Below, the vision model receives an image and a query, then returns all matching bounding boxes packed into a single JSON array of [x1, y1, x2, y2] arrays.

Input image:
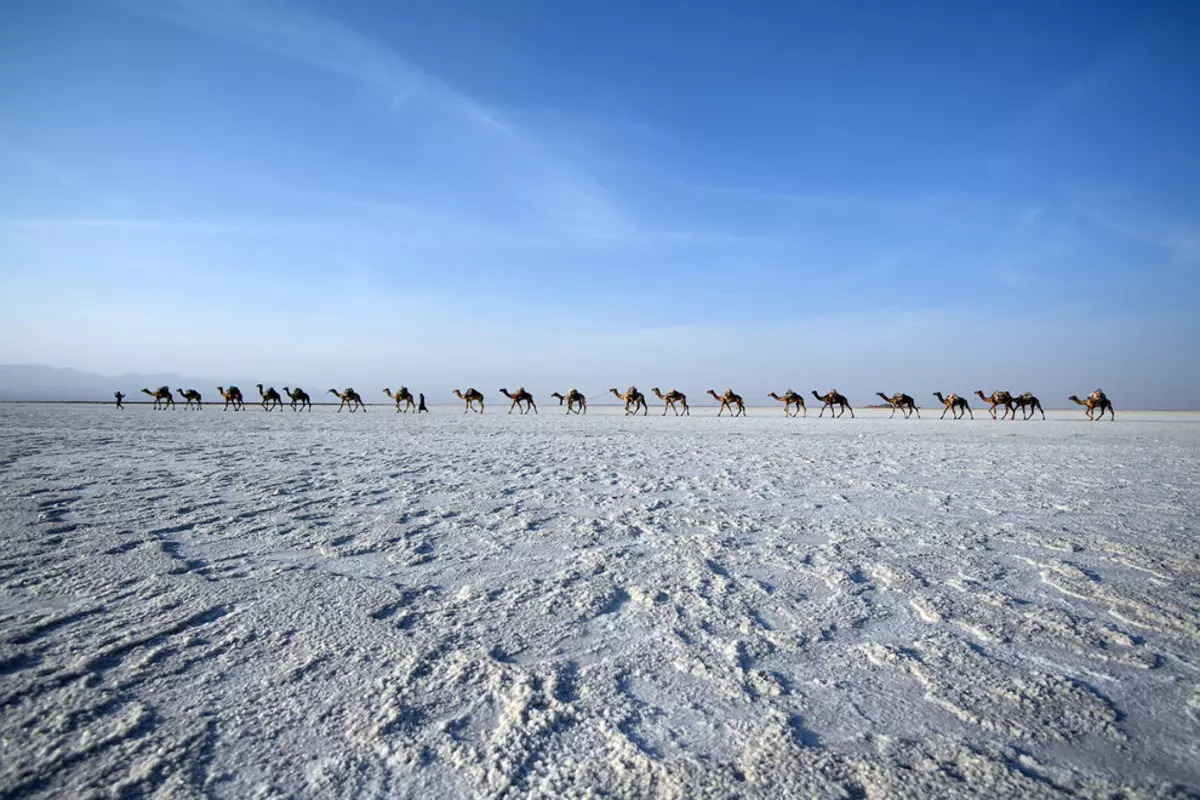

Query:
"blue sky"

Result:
[[1, 1, 1198, 406]]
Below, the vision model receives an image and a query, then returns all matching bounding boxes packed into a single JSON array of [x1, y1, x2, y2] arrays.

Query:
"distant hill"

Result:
[[0, 365, 260, 402]]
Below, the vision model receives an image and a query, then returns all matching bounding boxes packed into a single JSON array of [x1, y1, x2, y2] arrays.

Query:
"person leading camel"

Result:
[[114, 391, 125, 410], [417, 393, 429, 413], [453, 388, 485, 413], [384, 386, 416, 413], [141, 386, 175, 410], [933, 392, 972, 419], [652, 387, 690, 416], [768, 390, 806, 417], [811, 389, 853, 418], [283, 387, 311, 411], [876, 392, 919, 419]]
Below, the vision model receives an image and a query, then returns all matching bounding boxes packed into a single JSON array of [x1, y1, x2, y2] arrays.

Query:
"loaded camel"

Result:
[[1012, 392, 1045, 420], [384, 386, 416, 413], [257, 384, 283, 411], [141, 386, 175, 410], [652, 387, 690, 416], [550, 389, 587, 415], [328, 388, 366, 413], [975, 390, 1016, 420], [609, 387, 648, 416], [282, 387, 311, 411], [1068, 390, 1115, 421], [216, 386, 245, 411], [768, 390, 806, 417], [176, 388, 203, 410], [706, 388, 746, 417], [453, 388, 485, 413], [499, 387, 538, 415], [811, 389, 854, 418], [876, 392, 919, 419], [933, 392, 972, 420]]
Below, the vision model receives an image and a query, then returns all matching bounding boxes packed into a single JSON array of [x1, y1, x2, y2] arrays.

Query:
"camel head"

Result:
[[257, 383, 264, 391], [140, 388, 152, 395], [328, 389, 340, 396], [811, 391, 824, 400]]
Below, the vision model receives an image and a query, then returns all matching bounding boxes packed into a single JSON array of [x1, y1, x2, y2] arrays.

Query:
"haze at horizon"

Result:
[[1, 1, 1198, 409]]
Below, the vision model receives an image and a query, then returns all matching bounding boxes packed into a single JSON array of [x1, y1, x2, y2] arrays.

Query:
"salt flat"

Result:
[[1, 404, 1198, 798]]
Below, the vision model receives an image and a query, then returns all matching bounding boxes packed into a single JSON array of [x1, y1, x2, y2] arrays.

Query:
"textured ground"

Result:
[[1, 404, 1198, 798]]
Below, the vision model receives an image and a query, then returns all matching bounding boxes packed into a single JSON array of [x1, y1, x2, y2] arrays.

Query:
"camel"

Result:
[[933, 392, 972, 420], [706, 388, 746, 417], [216, 386, 245, 411], [175, 388, 203, 410], [114, 391, 125, 410], [974, 390, 1016, 420], [1069, 393, 1115, 421], [768, 390, 806, 417], [417, 393, 429, 413], [811, 389, 854, 418], [1012, 392, 1045, 420], [384, 386, 416, 413], [282, 387, 311, 412], [257, 384, 283, 411], [499, 388, 538, 415], [453, 388, 485, 413], [551, 389, 587, 415], [876, 392, 919, 419], [652, 387, 690, 416], [609, 387, 648, 416], [140, 386, 175, 410], [328, 388, 366, 413]]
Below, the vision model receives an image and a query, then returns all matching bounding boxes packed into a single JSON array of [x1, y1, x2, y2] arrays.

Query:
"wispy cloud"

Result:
[[0, 140, 129, 210], [118, 0, 632, 241]]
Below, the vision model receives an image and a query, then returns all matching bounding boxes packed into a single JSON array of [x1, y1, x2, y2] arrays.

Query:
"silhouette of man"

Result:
[[114, 391, 125, 410], [417, 393, 429, 413]]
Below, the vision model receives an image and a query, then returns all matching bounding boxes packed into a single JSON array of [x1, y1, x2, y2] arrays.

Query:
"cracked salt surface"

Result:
[[1, 405, 1198, 797]]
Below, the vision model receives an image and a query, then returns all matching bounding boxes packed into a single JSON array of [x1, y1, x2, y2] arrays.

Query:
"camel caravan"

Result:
[[114, 385, 1116, 420]]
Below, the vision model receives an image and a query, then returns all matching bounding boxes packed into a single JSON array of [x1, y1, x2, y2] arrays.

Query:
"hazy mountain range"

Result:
[[0, 365, 278, 402]]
